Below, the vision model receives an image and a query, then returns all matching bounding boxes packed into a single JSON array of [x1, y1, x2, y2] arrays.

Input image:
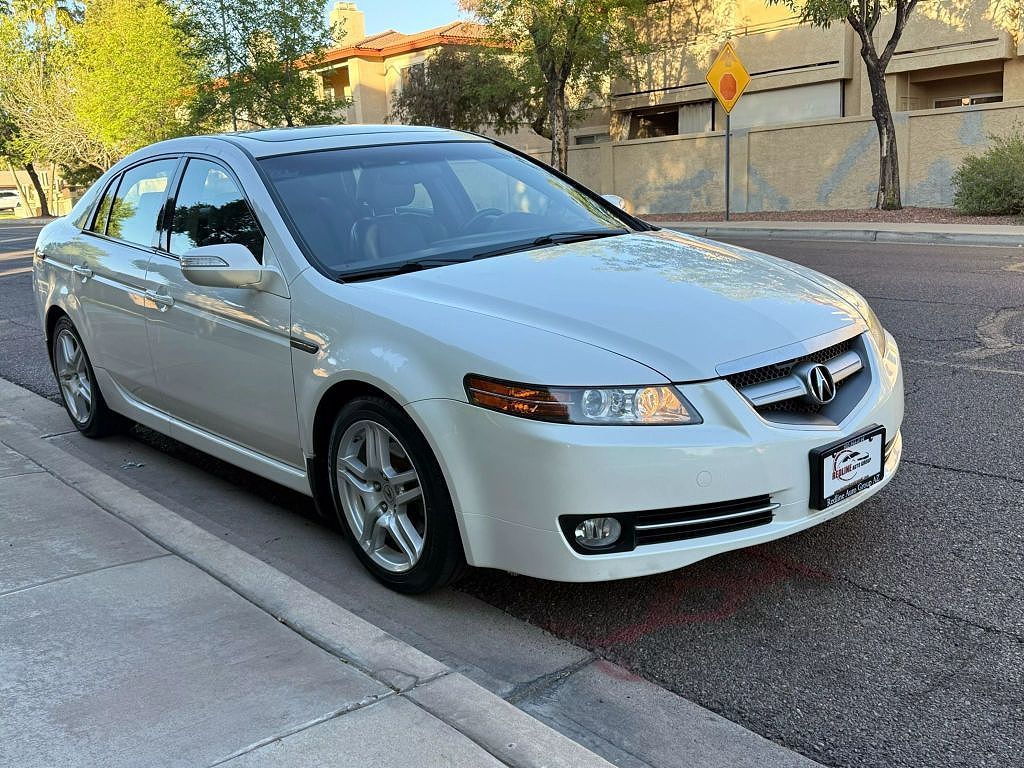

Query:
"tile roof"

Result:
[[321, 20, 491, 64]]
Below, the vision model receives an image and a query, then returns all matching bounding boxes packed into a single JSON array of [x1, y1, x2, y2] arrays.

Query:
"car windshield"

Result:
[[258, 141, 631, 278]]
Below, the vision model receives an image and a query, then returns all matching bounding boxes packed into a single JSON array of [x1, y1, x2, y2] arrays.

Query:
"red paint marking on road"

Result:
[[596, 554, 832, 647], [593, 658, 643, 683]]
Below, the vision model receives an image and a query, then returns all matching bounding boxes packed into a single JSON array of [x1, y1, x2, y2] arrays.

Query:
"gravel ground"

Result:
[[645, 207, 1023, 225]]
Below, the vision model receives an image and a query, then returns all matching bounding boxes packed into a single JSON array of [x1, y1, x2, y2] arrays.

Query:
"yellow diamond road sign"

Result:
[[706, 42, 750, 114]]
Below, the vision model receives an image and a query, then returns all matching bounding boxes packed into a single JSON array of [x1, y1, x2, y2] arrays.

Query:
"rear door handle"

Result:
[[145, 289, 174, 310], [72, 264, 93, 281]]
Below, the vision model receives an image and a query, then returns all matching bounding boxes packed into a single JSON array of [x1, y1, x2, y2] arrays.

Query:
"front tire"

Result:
[[50, 317, 127, 438], [327, 396, 464, 593]]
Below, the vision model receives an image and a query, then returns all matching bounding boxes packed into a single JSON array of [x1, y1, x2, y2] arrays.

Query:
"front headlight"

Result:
[[862, 301, 887, 357], [464, 375, 702, 425], [840, 289, 886, 357], [816, 276, 887, 357]]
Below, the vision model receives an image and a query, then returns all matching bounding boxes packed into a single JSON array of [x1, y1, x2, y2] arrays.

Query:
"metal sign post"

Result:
[[706, 42, 750, 223], [725, 113, 731, 221]]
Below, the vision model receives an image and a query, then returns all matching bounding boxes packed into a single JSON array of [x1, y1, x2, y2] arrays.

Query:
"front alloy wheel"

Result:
[[327, 397, 464, 593], [335, 419, 426, 572]]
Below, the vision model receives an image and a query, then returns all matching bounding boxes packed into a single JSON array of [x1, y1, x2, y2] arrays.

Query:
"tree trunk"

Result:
[[865, 65, 901, 210], [24, 162, 50, 218], [548, 80, 569, 173], [5, 160, 32, 211]]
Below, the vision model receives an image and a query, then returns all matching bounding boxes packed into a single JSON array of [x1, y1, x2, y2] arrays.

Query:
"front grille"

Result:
[[634, 495, 775, 546], [725, 339, 853, 391], [725, 336, 866, 422]]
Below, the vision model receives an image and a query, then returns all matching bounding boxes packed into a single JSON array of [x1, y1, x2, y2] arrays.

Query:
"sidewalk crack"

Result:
[[205, 690, 395, 766], [505, 655, 597, 706], [0, 553, 172, 599], [0, 469, 45, 480]]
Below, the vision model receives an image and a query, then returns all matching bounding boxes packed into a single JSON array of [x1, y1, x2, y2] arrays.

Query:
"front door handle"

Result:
[[144, 289, 174, 310], [72, 264, 93, 281]]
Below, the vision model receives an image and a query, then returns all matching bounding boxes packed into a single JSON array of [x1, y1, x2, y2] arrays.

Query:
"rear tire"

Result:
[[50, 316, 128, 438], [326, 396, 464, 594]]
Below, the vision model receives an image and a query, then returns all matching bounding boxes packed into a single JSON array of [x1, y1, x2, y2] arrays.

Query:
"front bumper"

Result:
[[407, 335, 904, 582]]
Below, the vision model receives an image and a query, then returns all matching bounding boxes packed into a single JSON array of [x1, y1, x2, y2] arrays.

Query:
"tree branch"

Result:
[[880, 0, 919, 68]]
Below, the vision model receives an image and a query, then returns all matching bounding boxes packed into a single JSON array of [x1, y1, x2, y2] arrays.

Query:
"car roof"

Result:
[[111, 125, 494, 176], [221, 124, 483, 158]]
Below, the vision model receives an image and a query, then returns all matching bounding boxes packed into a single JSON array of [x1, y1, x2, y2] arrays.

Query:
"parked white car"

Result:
[[0, 188, 22, 213], [33, 126, 903, 592]]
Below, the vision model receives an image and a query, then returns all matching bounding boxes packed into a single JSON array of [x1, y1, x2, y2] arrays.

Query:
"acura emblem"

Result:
[[804, 364, 836, 404]]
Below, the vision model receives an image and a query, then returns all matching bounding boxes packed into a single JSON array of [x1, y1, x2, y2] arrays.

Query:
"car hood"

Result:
[[370, 230, 863, 381]]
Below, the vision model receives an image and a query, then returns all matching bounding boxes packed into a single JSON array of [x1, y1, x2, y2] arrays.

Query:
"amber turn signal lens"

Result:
[[464, 375, 572, 422]]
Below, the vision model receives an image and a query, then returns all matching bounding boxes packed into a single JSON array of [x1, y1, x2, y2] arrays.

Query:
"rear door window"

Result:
[[106, 159, 177, 247]]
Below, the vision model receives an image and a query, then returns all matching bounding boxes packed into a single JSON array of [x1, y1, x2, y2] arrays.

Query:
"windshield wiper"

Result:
[[338, 258, 463, 282], [469, 228, 629, 262], [338, 229, 630, 281]]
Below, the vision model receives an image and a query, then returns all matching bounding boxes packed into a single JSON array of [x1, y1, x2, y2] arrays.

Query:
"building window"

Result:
[[729, 82, 842, 130], [575, 132, 611, 145], [400, 62, 425, 92], [934, 94, 1002, 109], [679, 101, 713, 135], [628, 108, 678, 140]]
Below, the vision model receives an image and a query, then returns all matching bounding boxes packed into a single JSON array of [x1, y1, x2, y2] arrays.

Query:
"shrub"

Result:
[[952, 124, 1024, 216]]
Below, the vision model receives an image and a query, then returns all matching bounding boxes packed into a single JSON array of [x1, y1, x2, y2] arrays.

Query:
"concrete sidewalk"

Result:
[[0, 408, 612, 766], [662, 219, 1024, 247]]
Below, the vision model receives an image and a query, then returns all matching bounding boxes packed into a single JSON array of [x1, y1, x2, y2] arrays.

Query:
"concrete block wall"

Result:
[[544, 100, 1024, 213]]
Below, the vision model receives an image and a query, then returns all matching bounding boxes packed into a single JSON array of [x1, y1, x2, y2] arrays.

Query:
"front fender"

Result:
[[289, 269, 667, 458]]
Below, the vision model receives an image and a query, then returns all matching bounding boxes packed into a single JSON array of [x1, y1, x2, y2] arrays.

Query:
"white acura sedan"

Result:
[[33, 126, 903, 592]]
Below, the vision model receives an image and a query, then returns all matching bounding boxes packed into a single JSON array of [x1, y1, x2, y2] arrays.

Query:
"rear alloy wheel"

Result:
[[327, 397, 464, 593], [50, 317, 127, 438]]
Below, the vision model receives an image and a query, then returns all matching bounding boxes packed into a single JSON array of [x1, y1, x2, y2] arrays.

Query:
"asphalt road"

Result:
[[2, 220, 1021, 768]]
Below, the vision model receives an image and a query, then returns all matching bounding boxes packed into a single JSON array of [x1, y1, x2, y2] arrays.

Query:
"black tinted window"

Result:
[[106, 159, 176, 246], [170, 159, 263, 261], [259, 141, 625, 276]]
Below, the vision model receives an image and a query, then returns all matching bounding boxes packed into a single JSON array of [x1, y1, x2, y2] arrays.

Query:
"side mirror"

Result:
[[180, 243, 263, 289], [600, 194, 632, 214]]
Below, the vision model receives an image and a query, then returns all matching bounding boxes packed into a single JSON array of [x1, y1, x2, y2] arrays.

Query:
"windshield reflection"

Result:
[[259, 141, 631, 277]]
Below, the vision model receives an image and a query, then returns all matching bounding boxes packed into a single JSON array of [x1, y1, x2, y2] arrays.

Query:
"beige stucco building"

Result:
[[309, 3, 608, 153], [316, 1, 1024, 214], [613, 0, 1020, 140], [0, 165, 72, 219], [311, 3, 491, 126], [554, 0, 1024, 213]]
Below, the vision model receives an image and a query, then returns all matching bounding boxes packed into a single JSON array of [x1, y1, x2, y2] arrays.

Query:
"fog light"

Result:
[[574, 517, 622, 549]]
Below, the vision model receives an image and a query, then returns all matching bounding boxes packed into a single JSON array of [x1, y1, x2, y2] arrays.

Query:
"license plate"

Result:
[[809, 425, 885, 510]]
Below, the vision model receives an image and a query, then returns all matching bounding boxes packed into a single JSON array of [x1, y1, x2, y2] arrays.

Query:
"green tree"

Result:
[[462, 0, 651, 172], [388, 47, 541, 135], [179, 0, 344, 130], [768, 0, 920, 210], [70, 0, 195, 158], [0, 0, 78, 214]]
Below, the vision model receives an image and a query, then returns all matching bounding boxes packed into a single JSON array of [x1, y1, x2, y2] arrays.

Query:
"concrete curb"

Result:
[[0, 377, 614, 768], [666, 224, 1024, 247]]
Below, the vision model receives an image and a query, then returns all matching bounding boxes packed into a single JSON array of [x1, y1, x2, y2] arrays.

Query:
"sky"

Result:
[[336, 0, 468, 36]]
